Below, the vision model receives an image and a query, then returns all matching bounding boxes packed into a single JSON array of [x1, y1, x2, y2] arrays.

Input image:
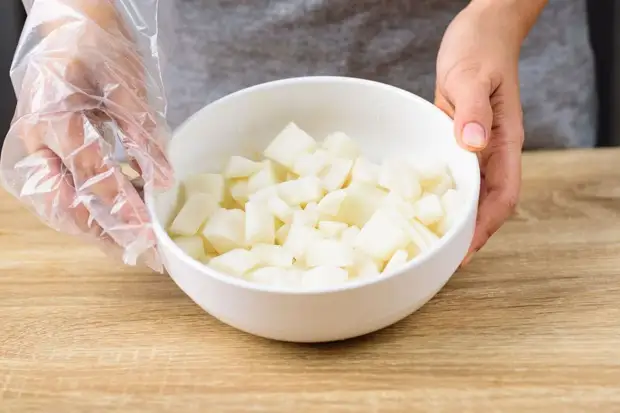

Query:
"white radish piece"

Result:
[[267, 195, 296, 224], [263, 122, 317, 168], [413, 193, 444, 226], [340, 225, 361, 246], [223, 156, 262, 179], [173, 235, 206, 260], [323, 132, 359, 160], [320, 157, 353, 191], [377, 159, 422, 201], [382, 249, 409, 275], [292, 149, 329, 176], [336, 182, 387, 227], [349, 251, 382, 279], [355, 209, 409, 261], [301, 266, 349, 289], [208, 248, 260, 276], [351, 157, 380, 186], [283, 225, 322, 261], [183, 173, 225, 203], [202, 208, 246, 254], [316, 189, 346, 217], [305, 239, 354, 268], [229, 180, 250, 205], [275, 222, 291, 245], [245, 201, 275, 245], [168, 193, 219, 236], [247, 161, 279, 194], [251, 244, 295, 267], [277, 176, 324, 206], [318, 221, 348, 238]]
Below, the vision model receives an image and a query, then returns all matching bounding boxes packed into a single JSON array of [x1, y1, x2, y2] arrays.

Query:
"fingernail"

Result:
[[462, 123, 487, 149]]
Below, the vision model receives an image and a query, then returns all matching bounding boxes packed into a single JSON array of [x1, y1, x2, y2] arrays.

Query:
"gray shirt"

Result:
[[163, 0, 596, 149]]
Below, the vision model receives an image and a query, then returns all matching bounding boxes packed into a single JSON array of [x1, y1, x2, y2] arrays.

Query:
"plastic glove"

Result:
[[1, 0, 173, 270]]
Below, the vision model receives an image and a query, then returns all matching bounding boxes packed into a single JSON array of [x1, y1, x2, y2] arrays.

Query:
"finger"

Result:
[[98, 45, 173, 190], [463, 92, 523, 265], [442, 75, 494, 152]]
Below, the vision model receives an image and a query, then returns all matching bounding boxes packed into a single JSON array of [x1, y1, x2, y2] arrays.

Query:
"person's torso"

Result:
[[162, 0, 597, 149]]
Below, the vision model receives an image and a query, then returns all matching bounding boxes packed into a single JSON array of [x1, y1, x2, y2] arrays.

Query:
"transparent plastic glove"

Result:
[[1, 0, 173, 270]]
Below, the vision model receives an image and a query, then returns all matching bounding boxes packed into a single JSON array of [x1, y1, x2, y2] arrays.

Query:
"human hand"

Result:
[[434, 1, 528, 265], [0, 0, 172, 270]]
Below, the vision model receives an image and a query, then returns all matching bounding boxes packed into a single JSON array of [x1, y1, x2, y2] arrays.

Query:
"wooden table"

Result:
[[2, 148, 620, 413]]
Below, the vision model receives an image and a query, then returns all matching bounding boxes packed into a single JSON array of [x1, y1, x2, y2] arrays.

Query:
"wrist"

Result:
[[467, 0, 548, 44]]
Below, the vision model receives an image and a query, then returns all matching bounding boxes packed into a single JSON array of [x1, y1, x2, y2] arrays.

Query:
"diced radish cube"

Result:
[[318, 221, 349, 238], [267, 196, 296, 223], [275, 222, 291, 245], [277, 176, 324, 206], [355, 209, 409, 261], [336, 182, 387, 227], [301, 266, 349, 289], [263, 122, 317, 169], [245, 201, 275, 245], [323, 131, 359, 160], [248, 161, 279, 194], [351, 157, 380, 186], [173, 235, 205, 260], [305, 239, 354, 268], [413, 193, 444, 225], [168, 193, 219, 236], [202, 208, 246, 253], [320, 157, 353, 191], [209, 248, 260, 276], [292, 149, 329, 176], [223, 156, 262, 179], [251, 244, 295, 267], [382, 249, 409, 275], [229, 180, 250, 205], [316, 189, 346, 217], [378, 159, 422, 201], [283, 225, 322, 261], [340, 225, 361, 246], [183, 173, 225, 203]]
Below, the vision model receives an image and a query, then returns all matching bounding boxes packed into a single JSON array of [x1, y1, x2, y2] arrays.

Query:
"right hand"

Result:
[[1, 0, 172, 269]]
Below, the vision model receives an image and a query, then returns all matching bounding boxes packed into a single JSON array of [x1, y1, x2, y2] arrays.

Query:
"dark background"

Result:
[[0, 1, 618, 147]]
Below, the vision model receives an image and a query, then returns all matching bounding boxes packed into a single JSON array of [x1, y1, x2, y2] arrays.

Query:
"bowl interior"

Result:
[[151, 76, 479, 269]]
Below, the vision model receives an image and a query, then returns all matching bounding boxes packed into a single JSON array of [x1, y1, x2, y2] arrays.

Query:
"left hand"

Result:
[[434, 2, 525, 265]]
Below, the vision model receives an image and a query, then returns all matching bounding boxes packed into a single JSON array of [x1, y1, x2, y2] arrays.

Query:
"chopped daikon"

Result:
[[355, 209, 409, 261], [349, 251, 382, 279], [275, 222, 291, 245], [292, 149, 329, 176], [336, 182, 387, 227], [378, 160, 422, 201], [251, 244, 294, 267], [267, 196, 296, 224], [382, 191, 415, 220], [382, 249, 409, 275], [229, 180, 250, 205], [316, 189, 346, 217], [351, 157, 380, 186], [169, 193, 219, 236], [305, 239, 354, 268], [323, 132, 359, 160], [209, 248, 260, 276], [277, 176, 324, 206], [263, 122, 317, 168], [318, 221, 349, 238], [248, 185, 279, 204], [248, 161, 279, 194], [292, 202, 319, 227], [202, 208, 246, 254], [173, 235, 205, 260], [340, 225, 361, 246], [245, 201, 275, 245], [320, 157, 353, 191], [224, 156, 262, 179], [412, 157, 449, 184], [425, 173, 454, 196], [413, 193, 444, 226], [183, 173, 225, 203], [301, 266, 349, 289], [283, 225, 322, 261]]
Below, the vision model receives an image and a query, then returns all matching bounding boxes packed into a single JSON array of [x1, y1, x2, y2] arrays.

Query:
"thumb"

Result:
[[449, 79, 494, 152]]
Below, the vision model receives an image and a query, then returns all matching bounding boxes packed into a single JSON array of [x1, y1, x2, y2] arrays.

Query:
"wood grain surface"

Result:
[[1, 148, 620, 413]]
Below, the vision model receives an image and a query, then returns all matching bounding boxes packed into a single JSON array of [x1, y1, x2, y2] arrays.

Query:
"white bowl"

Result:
[[147, 76, 480, 343]]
